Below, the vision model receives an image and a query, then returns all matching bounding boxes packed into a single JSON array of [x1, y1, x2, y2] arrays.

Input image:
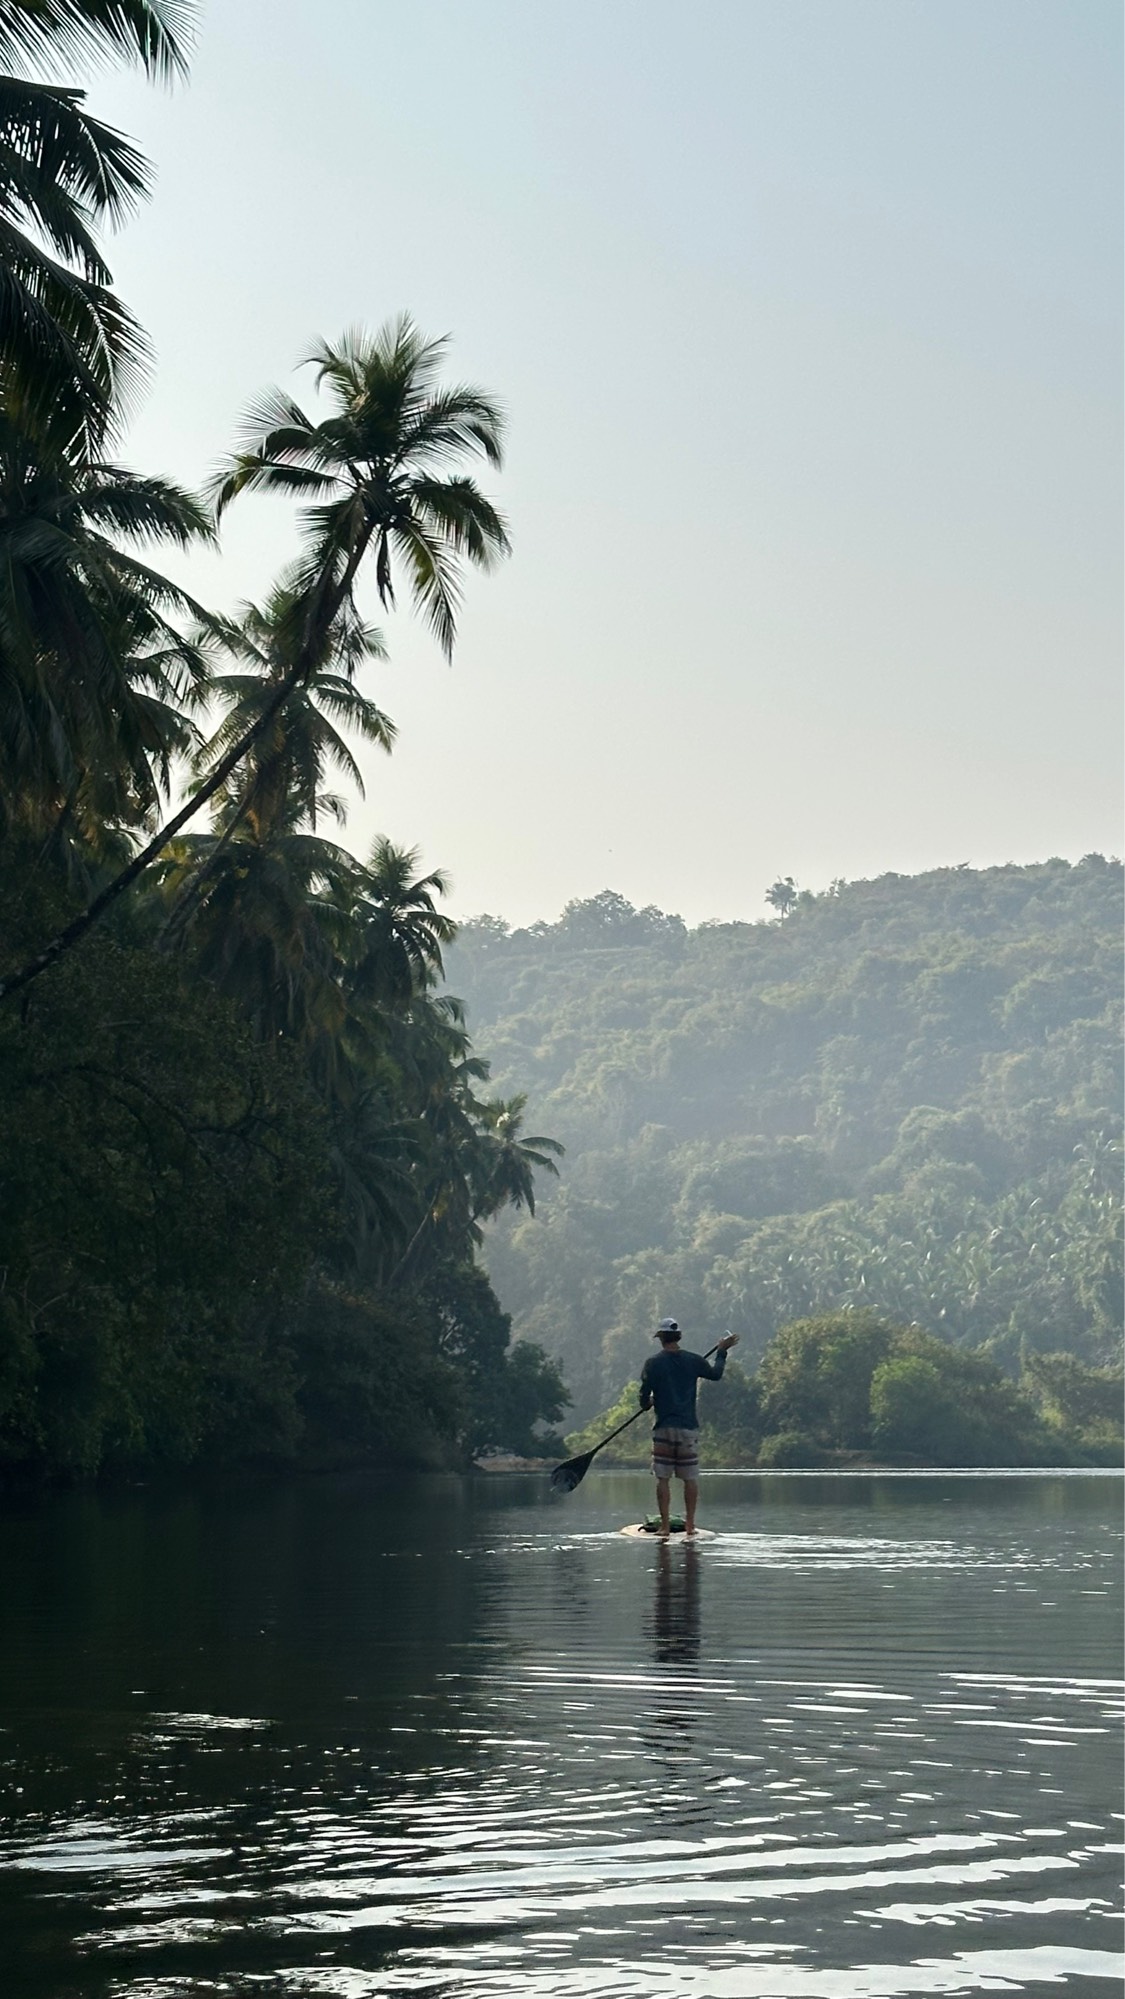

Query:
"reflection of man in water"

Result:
[[645, 1544, 708, 1823], [652, 1539, 701, 1666], [640, 1319, 739, 1536]]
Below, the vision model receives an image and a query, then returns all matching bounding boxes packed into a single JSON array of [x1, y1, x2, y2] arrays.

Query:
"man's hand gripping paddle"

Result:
[[549, 1340, 726, 1493]]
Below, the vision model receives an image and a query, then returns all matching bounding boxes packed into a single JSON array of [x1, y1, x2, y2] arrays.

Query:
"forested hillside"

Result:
[[445, 861, 1123, 1421]]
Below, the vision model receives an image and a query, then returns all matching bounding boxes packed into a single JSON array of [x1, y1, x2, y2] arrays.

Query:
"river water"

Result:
[[0, 1471, 1120, 1998]]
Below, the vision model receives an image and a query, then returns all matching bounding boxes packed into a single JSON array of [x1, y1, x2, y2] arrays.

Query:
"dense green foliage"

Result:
[[0, 862, 568, 1481], [0, 921, 326, 1475], [0, 6, 567, 1483], [564, 1312, 1123, 1470], [447, 864, 1123, 1438]]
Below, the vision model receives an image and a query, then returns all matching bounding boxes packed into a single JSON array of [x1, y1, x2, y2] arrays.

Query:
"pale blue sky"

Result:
[[92, 0, 1121, 924]]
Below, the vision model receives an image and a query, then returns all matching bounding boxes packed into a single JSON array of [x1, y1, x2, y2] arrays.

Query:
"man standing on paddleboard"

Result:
[[640, 1320, 740, 1537]]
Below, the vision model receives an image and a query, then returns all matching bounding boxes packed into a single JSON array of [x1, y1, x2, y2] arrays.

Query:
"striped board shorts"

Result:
[[651, 1425, 700, 1482]]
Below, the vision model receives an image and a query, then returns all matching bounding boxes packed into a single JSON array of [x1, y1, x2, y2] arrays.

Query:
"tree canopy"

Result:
[[0, 13, 567, 1483], [447, 860, 1123, 1442]]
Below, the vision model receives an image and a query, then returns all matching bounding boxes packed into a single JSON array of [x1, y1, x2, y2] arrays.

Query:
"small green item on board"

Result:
[[643, 1514, 687, 1533]]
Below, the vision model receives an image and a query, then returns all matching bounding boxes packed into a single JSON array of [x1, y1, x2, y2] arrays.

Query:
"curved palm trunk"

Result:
[[0, 538, 371, 1004], [389, 1176, 500, 1289], [387, 1211, 434, 1289]]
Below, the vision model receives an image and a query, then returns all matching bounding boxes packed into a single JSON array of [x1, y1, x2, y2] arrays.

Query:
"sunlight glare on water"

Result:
[[0, 1472, 1120, 1997]]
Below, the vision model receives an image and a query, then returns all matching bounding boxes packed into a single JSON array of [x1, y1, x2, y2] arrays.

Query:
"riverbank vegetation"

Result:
[[0, 1, 568, 1484], [564, 1312, 1124, 1470], [448, 863, 1123, 1456]]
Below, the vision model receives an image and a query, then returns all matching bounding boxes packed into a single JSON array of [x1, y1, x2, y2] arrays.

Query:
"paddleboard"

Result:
[[618, 1521, 715, 1539]]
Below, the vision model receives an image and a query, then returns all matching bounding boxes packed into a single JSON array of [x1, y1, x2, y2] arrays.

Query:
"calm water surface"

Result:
[[0, 1471, 1120, 1998]]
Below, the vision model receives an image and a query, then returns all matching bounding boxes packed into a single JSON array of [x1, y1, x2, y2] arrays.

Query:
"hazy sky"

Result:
[[90, 0, 1121, 925]]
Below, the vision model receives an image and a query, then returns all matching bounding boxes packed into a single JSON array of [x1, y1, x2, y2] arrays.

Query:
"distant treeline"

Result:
[[446, 861, 1123, 1441]]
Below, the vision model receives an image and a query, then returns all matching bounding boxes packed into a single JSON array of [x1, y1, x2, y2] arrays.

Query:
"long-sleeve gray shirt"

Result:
[[639, 1347, 727, 1430]]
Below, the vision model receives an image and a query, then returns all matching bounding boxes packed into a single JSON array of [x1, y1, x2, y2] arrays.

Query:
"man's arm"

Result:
[[639, 1357, 653, 1409], [697, 1333, 739, 1381]]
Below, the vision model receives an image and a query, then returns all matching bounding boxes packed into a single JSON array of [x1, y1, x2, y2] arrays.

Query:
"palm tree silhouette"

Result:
[[0, 0, 193, 451], [766, 876, 798, 919], [0, 407, 211, 855], [2, 313, 508, 998]]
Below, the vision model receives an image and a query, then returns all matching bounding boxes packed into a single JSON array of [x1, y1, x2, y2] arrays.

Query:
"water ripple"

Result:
[[0, 1472, 1119, 1997]]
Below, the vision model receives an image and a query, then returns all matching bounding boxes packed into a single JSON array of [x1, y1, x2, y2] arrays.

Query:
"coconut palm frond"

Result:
[[0, 1, 194, 83]]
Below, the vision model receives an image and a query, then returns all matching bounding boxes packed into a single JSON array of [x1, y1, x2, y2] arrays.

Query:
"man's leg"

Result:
[[683, 1478, 699, 1535], [652, 1430, 673, 1533]]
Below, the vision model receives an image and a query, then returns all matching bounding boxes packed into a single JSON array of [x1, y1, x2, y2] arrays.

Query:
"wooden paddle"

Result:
[[549, 1341, 724, 1492]]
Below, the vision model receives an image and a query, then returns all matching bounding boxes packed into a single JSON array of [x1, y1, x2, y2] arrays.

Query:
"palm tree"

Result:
[[199, 586, 395, 832], [471, 1093, 564, 1220], [0, 2, 194, 450], [0, 3, 191, 77], [380, 991, 492, 1286], [1, 315, 508, 1000], [383, 1008, 563, 1290], [164, 795, 356, 1049], [766, 876, 798, 919], [342, 838, 457, 1013], [214, 315, 509, 662], [158, 587, 393, 948], [328, 1082, 421, 1273], [0, 408, 213, 852]]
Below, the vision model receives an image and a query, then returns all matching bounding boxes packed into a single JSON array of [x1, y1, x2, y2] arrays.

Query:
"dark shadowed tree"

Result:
[[0, 410, 212, 856], [0, 1, 194, 450]]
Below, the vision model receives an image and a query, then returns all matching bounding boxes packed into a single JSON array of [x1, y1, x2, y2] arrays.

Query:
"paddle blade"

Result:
[[550, 1450, 593, 1492]]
